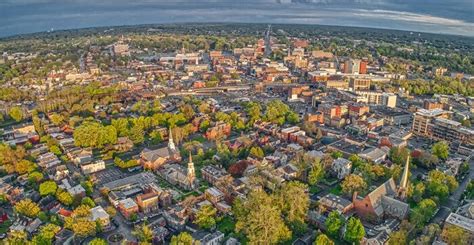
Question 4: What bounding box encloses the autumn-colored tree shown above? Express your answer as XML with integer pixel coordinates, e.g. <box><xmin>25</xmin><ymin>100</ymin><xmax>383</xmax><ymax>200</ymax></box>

<box><xmin>65</xmin><ymin>205</ymin><xmax>97</xmax><ymax>237</ymax></box>
<box><xmin>234</xmin><ymin>190</ymin><xmax>291</xmax><ymax>243</ymax></box>
<box><xmin>15</xmin><ymin>199</ymin><xmax>40</xmax><ymax>218</ymax></box>
<box><xmin>170</xmin><ymin>232</ymin><xmax>198</xmax><ymax>245</ymax></box>
<box><xmin>314</xmin><ymin>234</ymin><xmax>334</xmax><ymax>245</ymax></box>
<box><xmin>56</xmin><ymin>188</ymin><xmax>74</xmax><ymax>206</ymax></box>
<box><xmin>277</xmin><ymin>181</ymin><xmax>309</xmax><ymax>231</ymax></box>
<box><xmin>133</xmin><ymin>223</ymin><xmax>153</xmax><ymax>244</ymax></box>
<box><xmin>441</xmin><ymin>226</ymin><xmax>468</xmax><ymax>245</ymax></box>
<box><xmin>39</xmin><ymin>180</ymin><xmax>58</xmax><ymax>196</ymax></box>
<box><xmin>388</xmin><ymin>230</ymin><xmax>407</xmax><ymax>245</ymax></box>
<box><xmin>341</xmin><ymin>174</ymin><xmax>367</xmax><ymax>196</ymax></box>
<box><xmin>194</xmin><ymin>205</ymin><xmax>217</xmax><ymax>230</ymax></box>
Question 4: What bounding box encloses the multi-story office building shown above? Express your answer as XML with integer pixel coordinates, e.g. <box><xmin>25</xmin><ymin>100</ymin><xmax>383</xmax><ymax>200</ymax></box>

<box><xmin>355</xmin><ymin>91</ymin><xmax>397</xmax><ymax>108</ymax></box>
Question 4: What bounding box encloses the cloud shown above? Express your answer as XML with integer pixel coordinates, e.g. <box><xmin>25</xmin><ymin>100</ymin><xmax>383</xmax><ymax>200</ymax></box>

<box><xmin>0</xmin><ymin>0</ymin><xmax>472</xmax><ymax>37</ymax></box>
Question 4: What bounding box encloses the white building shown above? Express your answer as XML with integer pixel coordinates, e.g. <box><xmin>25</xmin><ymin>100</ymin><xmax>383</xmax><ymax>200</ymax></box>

<box><xmin>81</xmin><ymin>160</ymin><xmax>105</xmax><ymax>174</ymax></box>
<box><xmin>332</xmin><ymin>158</ymin><xmax>352</xmax><ymax>179</ymax></box>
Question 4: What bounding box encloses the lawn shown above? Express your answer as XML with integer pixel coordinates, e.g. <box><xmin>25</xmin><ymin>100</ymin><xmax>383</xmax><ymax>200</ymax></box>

<box><xmin>329</xmin><ymin>185</ymin><xmax>342</xmax><ymax>195</ymax></box>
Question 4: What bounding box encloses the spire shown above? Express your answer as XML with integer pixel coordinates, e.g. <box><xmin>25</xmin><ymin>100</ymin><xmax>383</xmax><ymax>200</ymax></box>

<box><xmin>168</xmin><ymin>127</ymin><xmax>176</xmax><ymax>151</ymax></box>
<box><xmin>398</xmin><ymin>155</ymin><xmax>410</xmax><ymax>200</ymax></box>
<box><xmin>187</xmin><ymin>151</ymin><xmax>195</xmax><ymax>185</ymax></box>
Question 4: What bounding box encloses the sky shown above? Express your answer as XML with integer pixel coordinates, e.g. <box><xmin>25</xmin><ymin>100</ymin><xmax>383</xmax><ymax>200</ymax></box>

<box><xmin>0</xmin><ymin>0</ymin><xmax>473</xmax><ymax>38</ymax></box>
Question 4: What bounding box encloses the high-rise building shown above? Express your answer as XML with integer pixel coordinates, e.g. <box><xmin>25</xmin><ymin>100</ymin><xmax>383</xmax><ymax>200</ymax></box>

<box><xmin>344</xmin><ymin>59</ymin><xmax>361</xmax><ymax>74</ymax></box>
<box><xmin>359</xmin><ymin>60</ymin><xmax>368</xmax><ymax>74</ymax></box>
<box><xmin>354</xmin><ymin>91</ymin><xmax>397</xmax><ymax>108</ymax></box>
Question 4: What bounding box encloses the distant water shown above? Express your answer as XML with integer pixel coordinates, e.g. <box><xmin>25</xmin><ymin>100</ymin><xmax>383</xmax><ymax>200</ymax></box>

<box><xmin>0</xmin><ymin>1</ymin><xmax>473</xmax><ymax>38</ymax></box>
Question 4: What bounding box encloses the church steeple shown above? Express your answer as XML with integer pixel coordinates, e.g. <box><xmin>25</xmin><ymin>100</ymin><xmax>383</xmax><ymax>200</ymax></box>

<box><xmin>168</xmin><ymin>127</ymin><xmax>176</xmax><ymax>151</ymax></box>
<box><xmin>187</xmin><ymin>151</ymin><xmax>195</xmax><ymax>185</ymax></box>
<box><xmin>398</xmin><ymin>155</ymin><xmax>410</xmax><ymax>200</ymax></box>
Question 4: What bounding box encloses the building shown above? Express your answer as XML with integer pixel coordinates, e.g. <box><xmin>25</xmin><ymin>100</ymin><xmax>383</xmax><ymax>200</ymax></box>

<box><xmin>441</xmin><ymin>212</ymin><xmax>474</xmax><ymax>244</ymax></box>
<box><xmin>412</xmin><ymin>109</ymin><xmax>451</xmax><ymax>136</ymax></box>
<box><xmin>80</xmin><ymin>160</ymin><xmax>105</xmax><ymax>174</ymax></box>
<box><xmin>423</xmin><ymin>99</ymin><xmax>443</xmax><ymax>110</ymax></box>
<box><xmin>201</xmin><ymin>165</ymin><xmax>229</xmax><ymax>185</ymax></box>
<box><xmin>158</xmin><ymin>153</ymin><xmax>197</xmax><ymax>190</ymax></box>
<box><xmin>355</xmin><ymin>91</ymin><xmax>397</xmax><ymax>108</ymax></box>
<box><xmin>412</xmin><ymin>109</ymin><xmax>473</xmax><ymax>145</ymax></box>
<box><xmin>118</xmin><ymin>198</ymin><xmax>139</xmax><ymax>219</ymax></box>
<box><xmin>136</xmin><ymin>192</ymin><xmax>160</xmax><ymax>213</ymax></box>
<box><xmin>139</xmin><ymin>129</ymin><xmax>181</xmax><ymax>170</ymax></box>
<box><xmin>332</xmin><ymin>158</ymin><xmax>352</xmax><ymax>179</ymax></box>
<box><xmin>90</xmin><ymin>206</ymin><xmax>111</xmax><ymax>229</ymax></box>
<box><xmin>349</xmin><ymin>77</ymin><xmax>370</xmax><ymax>90</ymax></box>
<box><xmin>352</xmin><ymin>178</ymin><xmax>409</xmax><ymax>222</ymax></box>
<box><xmin>345</xmin><ymin>59</ymin><xmax>361</xmax><ymax>74</ymax></box>
<box><xmin>358</xmin><ymin>147</ymin><xmax>389</xmax><ymax>164</ymax></box>
<box><xmin>205</xmin><ymin>122</ymin><xmax>231</xmax><ymax>140</ymax></box>
<box><xmin>319</xmin><ymin>193</ymin><xmax>353</xmax><ymax>214</ymax></box>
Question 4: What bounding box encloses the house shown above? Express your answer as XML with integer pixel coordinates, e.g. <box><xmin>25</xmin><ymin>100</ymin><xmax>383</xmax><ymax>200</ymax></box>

<box><xmin>201</xmin><ymin>165</ymin><xmax>229</xmax><ymax>185</ymax></box>
<box><xmin>192</xmin><ymin>231</ymin><xmax>225</xmax><ymax>245</ymax></box>
<box><xmin>90</xmin><ymin>206</ymin><xmax>111</xmax><ymax>229</ymax></box>
<box><xmin>80</xmin><ymin>160</ymin><xmax>105</xmax><ymax>174</ymax></box>
<box><xmin>358</xmin><ymin>147</ymin><xmax>389</xmax><ymax>164</ymax></box>
<box><xmin>205</xmin><ymin>187</ymin><xmax>225</xmax><ymax>204</ymax></box>
<box><xmin>332</xmin><ymin>158</ymin><xmax>352</xmax><ymax>179</ymax></box>
<box><xmin>205</xmin><ymin>122</ymin><xmax>231</xmax><ymax>140</ymax></box>
<box><xmin>319</xmin><ymin>193</ymin><xmax>353</xmax><ymax>214</ymax></box>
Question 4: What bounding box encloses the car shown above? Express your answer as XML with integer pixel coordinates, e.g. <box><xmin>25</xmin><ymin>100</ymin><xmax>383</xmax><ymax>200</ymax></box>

<box><xmin>0</xmin><ymin>233</ymin><xmax>6</xmax><ymax>239</ymax></box>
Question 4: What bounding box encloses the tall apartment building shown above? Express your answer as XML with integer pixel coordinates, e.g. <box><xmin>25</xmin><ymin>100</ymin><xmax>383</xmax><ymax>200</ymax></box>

<box><xmin>344</xmin><ymin>59</ymin><xmax>361</xmax><ymax>74</ymax></box>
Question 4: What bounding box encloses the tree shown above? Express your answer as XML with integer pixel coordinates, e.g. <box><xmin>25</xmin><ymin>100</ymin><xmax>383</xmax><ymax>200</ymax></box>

<box><xmin>249</xmin><ymin>146</ymin><xmax>264</xmax><ymax>159</ymax></box>
<box><xmin>426</xmin><ymin>170</ymin><xmax>458</xmax><ymax>201</ymax></box>
<box><xmin>410</xmin><ymin>198</ymin><xmax>437</xmax><ymax>227</ymax></box>
<box><xmin>389</xmin><ymin>147</ymin><xmax>409</xmax><ymax>165</ymax></box>
<box><xmin>314</xmin><ymin>234</ymin><xmax>334</xmax><ymax>245</ymax></box>
<box><xmin>344</xmin><ymin>217</ymin><xmax>365</xmax><ymax>244</ymax></box>
<box><xmin>56</xmin><ymin>188</ymin><xmax>73</xmax><ymax>206</ymax></box>
<box><xmin>15</xmin><ymin>199</ymin><xmax>40</xmax><ymax>218</ymax></box>
<box><xmin>81</xmin><ymin>197</ymin><xmax>95</xmax><ymax>207</ymax></box>
<box><xmin>411</xmin><ymin>182</ymin><xmax>425</xmax><ymax>203</ymax></box>
<box><xmin>65</xmin><ymin>205</ymin><xmax>97</xmax><ymax>237</ymax></box>
<box><xmin>388</xmin><ymin>230</ymin><xmax>407</xmax><ymax>245</ymax></box>
<box><xmin>431</xmin><ymin>141</ymin><xmax>449</xmax><ymax>160</ymax></box>
<box><xmin>15</xmin><ymin>159</ymin><xmax>36</xmax><ymax>174</ymax></box>
<box><xmin>330</xmin><ymin>151</ymin><xmax>343</xmax><ymax>159</ymax></box>
<box><xmin>49</xmin><ymin>145</ymin><xmax>62</xmax><ymax>156</ymax></box>
<box><xmin>6</xmin><ymin>230</ymin><xmax>27</xmax><ymax>244</ymax></box>
<box><xmin>194</xmin><ymin>205</ymin><xmax>217</xmax><ymax>230</ymax></box>
<box><xmin>133</xmin><ymin>223</ymin><xmax>153</xmax><ymax>244</ymax></box>
<box><xmin>39</xmin><ymin>181</ymin><xmax>58</xmax><ymax>196</ymax></box>
<box><xmin>277</xmin><ymin>181</ymin><xmax>309</xmax><ymax>231</ymax></box>
<box><xmin>341</xmin><ymin>174</ymin><xmax>367</xmax><ymax>196</ymax></box>
<box><xmin>234</xmin><ymin>190</ymin><xmax>291</xmax><ymax>244</ymax></box>
<box><xmin>28</xmin><ymin>171</ymin><xmax>44</xmax><ymax>183</ymax></box>
<box><xmin>74</xmin><ymin>121</ymin><xmax>117</xmax><ymax>148</ymax></box>
<box><xmin>441</xmin><ymin>225</ymin><xmax>468</xmax><ymax>245</ymax></box>
<box><xmin>170</xmin><ymin>232</ymin><xmax>198</xmax><ymax>245</ymax></box>
<box><xmin>129</xmin><ymin>124</ymin><xmax>145</xmax><ymax>144</ymax></box>
<box><xmin>325</xmin><ymin>211</ymin><xmax>343</xmax><ymax>238</ymax></box>
<box><xmin>308</xmin><ymin>159</ymin><xmax>324</xmax><ymax>186</ymax></box>
<box><xmin>89</xmin><ymin>238</ymin><xmax>108</xmax><ymax>245</ymax></box>
<box><xmin>50</xmin><ymin>113</ymin><xmax>64</xmax><ymax>126</ymax></box>
<box><xmin>36</xmin><ymin>223</ymin><xmax>61</xmax><ymax>243</ymax></box>
<box><xmin>9</xmin><ymin>106</ymin><xmax>23</xmax><ymax>122</ymax></box>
